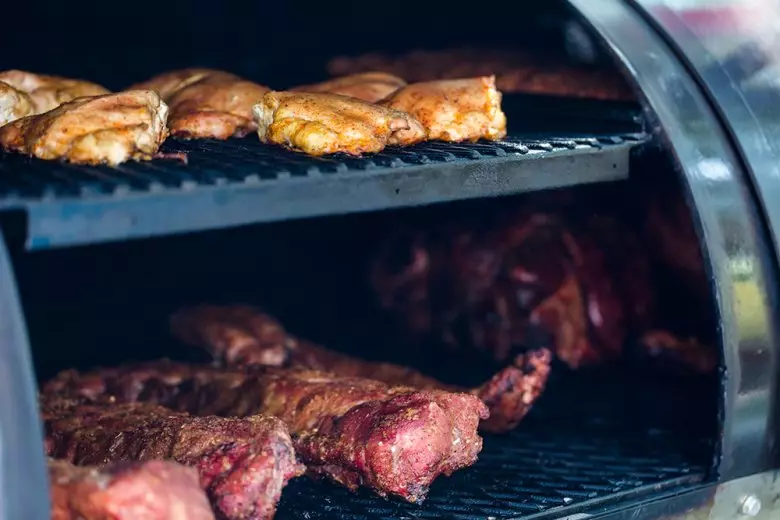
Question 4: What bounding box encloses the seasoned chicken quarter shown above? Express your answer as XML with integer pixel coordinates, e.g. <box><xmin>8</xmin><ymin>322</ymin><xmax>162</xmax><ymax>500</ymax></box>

<box><xmin>0</xmin><ymin>70</ymin><xmax>109</xmax><ymax>125</ymax></box>
<box><xmin>131</xmin><ymin>69</ymin><xmax>269</xmax><ymax>139</ymax></box>
<box><xmin>381</xmin><ymin>76</ymin><xmax>507</xmax><ymax>142</ymax></box>
<box><xmin>0</xmin><ymin>90</ymin><xmax>168</xmax><ymax>166</ymax></box>
<box><xmin>253</xmin><ymin>91</ymin><xmax>426</xmax><ymax>156</ymax></box>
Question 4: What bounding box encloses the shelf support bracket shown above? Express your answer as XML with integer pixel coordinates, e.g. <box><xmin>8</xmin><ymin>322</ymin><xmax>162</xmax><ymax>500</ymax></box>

<box><xmin>0</xmin><ymin>226</ymin><xmax>49</xmax><ymax>519</ymax></box>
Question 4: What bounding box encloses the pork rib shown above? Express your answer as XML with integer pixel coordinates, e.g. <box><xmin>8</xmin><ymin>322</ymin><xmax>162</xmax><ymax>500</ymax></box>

<box><xmin>42</xmin><ymin>396</ymin><xmax>303</xmax><ymax>520</ymax></box>
<box><xmin>44</xmin><ymin>361</ymin><xmax>488</xmax><ymax>503</ymax></box>
<box><xmin>49</xmin><ymin>458</ymin><xmax>215</xmax><ymax>520</ymax></box>
<box><xmin>169</xmin><ymin>305</ymin><xmax>551</xmax><ymax>433</ymax></box>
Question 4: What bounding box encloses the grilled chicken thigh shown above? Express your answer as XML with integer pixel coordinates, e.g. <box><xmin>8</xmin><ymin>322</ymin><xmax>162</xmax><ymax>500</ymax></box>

<box><xmin>380</xmin><ymin>76</ymin><xmax>507</xmax><ymax>142</ymax></box>
<box><xmin>291</xmin><ymin>72</ymin><xmax>406</xmax><ymax>103</ymax></box>
<box><xmin>0</xmin><ymin>70</ymin><xmax>109</xmax><ymax>126</ymax></box>
<box><xmin>0</xmin><ymin>82</ymin><xmax>34</xmax><ymax>126</ymax></box>
<box><xmin>0</xmin><ymin>90</ymin><xmax>168</xmax><ymax>165</ymax></box>
<box><xmin>254</xmin><ymin>91</ymin><xmax>426</xmax><ymax>156</ymax></box>
<box><xmin>131</xmin><ymin>69</ymin><xmax>269</xmax><ymax>139</ymax></box>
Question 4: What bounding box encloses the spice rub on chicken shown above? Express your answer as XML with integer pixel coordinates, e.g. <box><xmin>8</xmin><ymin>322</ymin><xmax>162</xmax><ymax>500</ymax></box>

<box><xmin>253</xmin><ymin>91</ymin><xmax>426</xmax><ymax>156</ymax></box>
<box><xmin>291</xmin><ymin>72</ymin><xmax>407</xmax><ymax>103</ymax></box>
<box><xmin>130</xmin><ymin>68</ymin><xmax>269</xmax><ymax>139</ymax></box>
<box><xmin>0</xmin><ymin>90</ymin><xmax>168</xmax><ymax>165</ymax></box>
<box><xmin>380</xmin><ymin>76</ymin><xmax>507</xmax><ymax>142</ymax></box>
<box><xmin>0</xmin><ymin>70</ymin><xmax>109</xmax><ymax>126</ymax></box>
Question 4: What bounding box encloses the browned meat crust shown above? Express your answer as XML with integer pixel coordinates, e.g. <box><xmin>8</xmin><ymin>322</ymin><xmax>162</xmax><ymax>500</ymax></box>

<box><xmin>42</xmin><ymin>396</ymin><xmax>303</xmax><ymax>520</ymax></box>
<box><xmin>130</xmin><ymin>69</ymin><xmax>270</xmax><ymax>139</ymax></box>
<box><xmin>49</xmin><ymin>458</ymin><xmax>215</xmax><ymax>520</ymax></box>
<box><xmin>169</xmin><ymin>305</ymin><xmax>550</xmax><ymax>433</ymax></box>
<box><xmin>379</xmin><ymin>76</ymin><xmax>506</xmax><ymax>142</ymax></box>
<box><xmin>0</xmin><ymin>91</ymin><xmax>168</xmax><ymax>166</ymax></box>
<box><xmin>44</xmin><ymin>361</ymin><xmax>488</xmax><ymax>503</ymax></box>
<box><xmin>369</xmin><ymin>212</ymin><xmax>653</xmax><ymax>369</ymax></box>
<box><xmin>290</xmin><ymin>72</ymin><xmax>406</xmax><ymax>103</ymax></box>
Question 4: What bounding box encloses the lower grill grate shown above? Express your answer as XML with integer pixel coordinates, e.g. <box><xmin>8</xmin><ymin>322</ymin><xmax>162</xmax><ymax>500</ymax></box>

<box><xmin>275</xmin><ymin>369</ymin><xmax>713</xmax><ymax>520</ymax></box>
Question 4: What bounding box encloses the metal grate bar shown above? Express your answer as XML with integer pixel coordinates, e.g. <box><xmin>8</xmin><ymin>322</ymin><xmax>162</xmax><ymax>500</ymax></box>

<box><xmin>274</xmin><ymin>370</ymin><xmax>711</xmax><ymax>520</ymax></box>
<box><xmin>0</xmin><ymin>133</ymin><xmax>646</xmax><ymax>249</ymax></box>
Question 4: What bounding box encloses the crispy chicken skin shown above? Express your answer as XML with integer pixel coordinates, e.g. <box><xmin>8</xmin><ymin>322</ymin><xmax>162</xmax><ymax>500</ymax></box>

<box><xmin>0</xmin><ymin>90</ymin><xmax>168</xmax><ymax>165</ymax></box>
<box><xmin>0</xmin><ymin>82</ymin><xmax>34</xmax><ymax>126</ymax></box>
<box><xmin>43</xmin><ymin>396</ymin><xmax>303</xmax><ymax>520</ymax></box>
<box><xmin>291</xmin><ymin>72</ymin><xmax>407</xmax><ymax>103</ymax></box>
<box><xmin>380</xmin><ymin>76</ymin><xmax>507</xmax><ymax>142</ymax></box>
<box><xmin>0</xmin><ymin>70</ymin><xmax>110</xmax><ymax>125</ymax></box>
<box><xmin>130</xmin><ymin>69</ymin><xmax>269</xmax><ymax>139</ymax></box>
<box><xmin>49</xmin><ymin>459</ymin><xmax>215</xmax><ymax>520</ymax></box>
<box><xmin>127</xmin><ymin>68</ymin><xmax>217</xmax><ymax>100</ymax></box>
<box><xmin>45</xmin><ymin>361</ymin><xmax>488</xmax><ymax>503</ymax></box>
<box><xmin>170</xmin><ymin>305</ymin><xmax>551</xmax><ymax>433</ymax></box>
<box><xmin>253</xmin><ymin>91</ymin><xmax>426</xmax><ymax>156</ymax></box>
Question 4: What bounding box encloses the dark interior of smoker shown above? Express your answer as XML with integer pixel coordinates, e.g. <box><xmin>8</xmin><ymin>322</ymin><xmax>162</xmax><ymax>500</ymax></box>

<box><xmin>3</xmin><ymin>0</ymin><xmax>722</xmax><ymax>518</ymax></box>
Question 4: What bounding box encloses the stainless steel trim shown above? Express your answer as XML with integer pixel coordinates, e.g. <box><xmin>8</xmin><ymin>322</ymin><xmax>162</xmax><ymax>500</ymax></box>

<box><xmin>570</xmin><ymin>0</ymin><xmax>780</xmax><ymax>482</ymax></box>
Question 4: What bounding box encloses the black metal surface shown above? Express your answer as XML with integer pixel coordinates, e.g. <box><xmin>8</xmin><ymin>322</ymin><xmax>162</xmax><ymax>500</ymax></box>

<box><xmin>275</xmin><ymin>369</ymin><xmax>712</xmax><ymax>520</ymax></box>
<box><xmin>573</xmin><ymin>0</ymin><xmax>780</xmax><ymax>485</ymax></box>
<box><xmin>0</xmin><ymin>132</ymin><xmax>644</xmax><ymax>250</ymax></box>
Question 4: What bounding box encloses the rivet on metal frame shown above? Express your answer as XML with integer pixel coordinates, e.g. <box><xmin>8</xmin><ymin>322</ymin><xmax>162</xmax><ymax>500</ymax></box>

<box><xmin>740</xmin><ymin>495</ymin><xmax>762</xmax><ymax>517</ymax></box>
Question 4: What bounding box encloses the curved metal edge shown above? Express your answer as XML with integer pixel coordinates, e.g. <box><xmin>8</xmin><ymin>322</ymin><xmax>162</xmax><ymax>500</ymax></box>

<box><xmin>589</xmin><ymin>469</ymin><xmax>780</xmax><ymax>520</ymax></box>
<box><xmin>568</xmin><ymin>0</ymin><xmax>780</xmax><ymax>483</ymax></box>
<box><xmin>625</xmin><ymin>0</ymin><xmax>780</xmax><ymax>478</ymax></box>
<box><xmin>0</xmin><ymin>226</ymin><xmax>50</xmax><ymax>520</ymax></box>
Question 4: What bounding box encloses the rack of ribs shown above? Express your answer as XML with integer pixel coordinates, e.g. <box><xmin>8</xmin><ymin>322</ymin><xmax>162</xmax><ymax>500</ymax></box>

<box><xmin>169</xmin><ymin>305</ymin><xmax>551</xmax><ymax>433</ymax></box>
<box><xmin>44</xmin><ymin>361</ymin><xmax>488</xmax><ymax>503</ymax></box>
<box><xmin>42</xmin><ymin>396</ymin><xmax>303</xmax><ymax>520</ymax></box>
<box><xmin>49</xmin><ymin>458</ymin><xmax>215</xmax><ymax>520</ymax></box>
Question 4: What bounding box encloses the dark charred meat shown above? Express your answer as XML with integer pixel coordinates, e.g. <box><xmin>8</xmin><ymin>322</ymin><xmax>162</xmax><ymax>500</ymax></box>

<box><xmin>326</xmin><ymin>48</ymin><xmax>634</xmax><ymax>101</ymax></box>
<box><xmin>637</xmin><ymin>330</ymin><xmax>718</xmax><ymax>375</ymax></box>
<box><xmin>370</xmin><ymin>212</ymin><xmax>647</xmax><ymax>369</ymax></box>
<box><xmin>170</xmin><ymin>305</ymin><xmax>551</xmax><ymax>433</ymax></box>
<box><xmin>44</xmin><ymin>361</ymin><xmax>488</xmax><ymax>503</ymax></box>
<box><xmin>49</xmin><ymin>458</ymin><xmax>215</xmax><ymax>520</ymax></box>
<box><xmin>42</xmin><ymin>396</ymin><xmax>303</xmax><ymax>520</ymax></box>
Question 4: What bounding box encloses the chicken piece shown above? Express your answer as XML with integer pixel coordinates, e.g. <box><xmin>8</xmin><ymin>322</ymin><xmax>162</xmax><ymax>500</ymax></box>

<box><xmin>43</xmin><ymin>396</ymin><xmax>303</xmax><ymax>520</ymax></box>
<box><xmin>327</xmin><ymin>49</ymin><xmax>635</xmax><ymax>101</ymax></box>
<box><xmin>380</xmin><ymin>76</ymin><xmax>506</xmax><ymax>142</ymax></box>
<box><xmin>170</xmin><ymin>305</ymin><xmax>551</xmax><ymax>433</ymax></box>
<box><xmin>0</xmin><ymin>70</ymin><xmax>110</xmax><ymax>124</ymax></box>
<box><xmin>0</xmin><ymin>90</ymin><xmax>168</xmax><ymax>165</ymax></box>
<box><xmin>290</xmin><ymin>72</ymin><xmax>407</xmax><ymax>103</ymax></box>
<box><xmin>131</xmin><ymin>69</ymin><xmax>269</xmax><ymax>139</ymax></box>
<box><xmin>253</xmin><ymin>91</ymin><xmax>426</xmax><ymax>156</ymax></box>
<box><xmin>44</xmin><ymin>361</ymin><xmax>488</xmax><ymax>503</ymax></box>
<box><xmin>0</xmin><ymin>82</ymin><xmax>34</xmax><ymax>126</ymax></box>
<box><xmin>127</xmin><ymin>68</ymin><xmax>217</xmax><ymax>100</ymax></box>
<box><xmin>49</xmin><ymin>459</ymin><xmax>215</xmax><ymax>520</ymax></box>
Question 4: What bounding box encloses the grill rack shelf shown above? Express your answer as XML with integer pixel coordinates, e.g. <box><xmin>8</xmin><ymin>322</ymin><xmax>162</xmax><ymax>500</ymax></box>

<box><xmin>0</xmin><ymin>133</ymin><xmax>646</xmax><ymax>250</ymax></box>
<box><xmin>274</xmin><ymin>369</ymin><xmax>713</xmax><ymax>520</ymax></box>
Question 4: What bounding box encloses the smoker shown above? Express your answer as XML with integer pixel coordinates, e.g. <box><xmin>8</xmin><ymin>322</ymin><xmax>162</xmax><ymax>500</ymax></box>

<box><xmin>1</xmin><ymin>0</ymin><xmax>779</xmax><ymax>518</ymax></box>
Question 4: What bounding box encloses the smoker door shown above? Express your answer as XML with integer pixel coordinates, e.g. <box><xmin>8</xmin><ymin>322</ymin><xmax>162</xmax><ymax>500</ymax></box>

<box><xmin>569</xmin><ymin>0</ymin><xmax>780</xmax><ymax>517</ymax></box>
<box><xmin>629</xmin><ymin>0</ymin><xmax>780</xmax><ymax>482</ymax></box>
